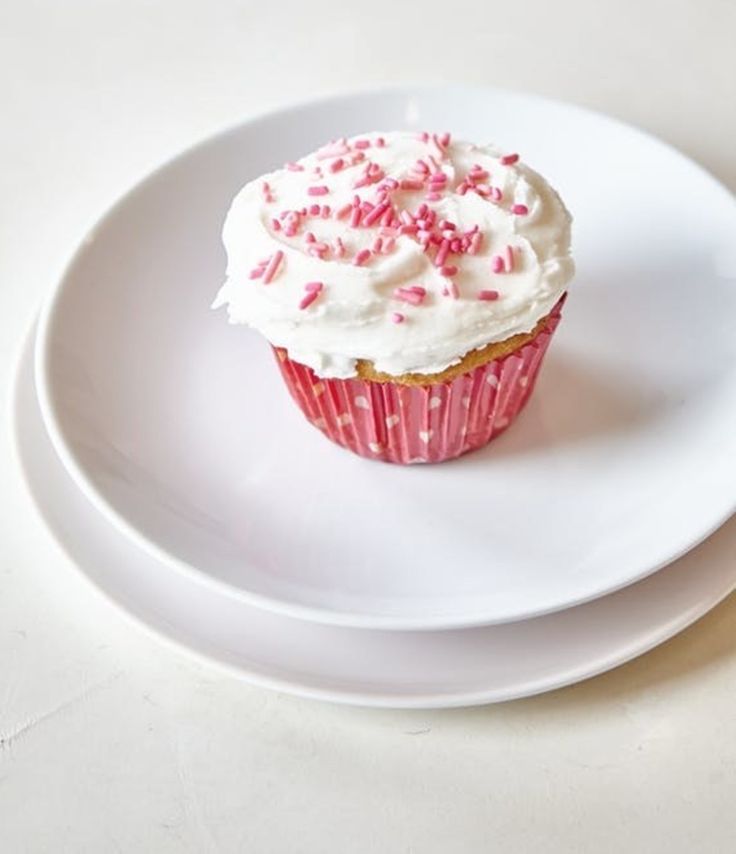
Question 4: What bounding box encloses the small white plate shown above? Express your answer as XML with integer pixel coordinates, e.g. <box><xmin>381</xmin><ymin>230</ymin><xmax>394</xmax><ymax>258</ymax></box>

<box><xmin>15</xmin><ymin>328</ymin><xmax>736</xmax><ymax>708</ymax></box>
<box><xmin>36</xmin><ymin>86</ymin><xmax>736</xmax><ymax>630</ymax></box>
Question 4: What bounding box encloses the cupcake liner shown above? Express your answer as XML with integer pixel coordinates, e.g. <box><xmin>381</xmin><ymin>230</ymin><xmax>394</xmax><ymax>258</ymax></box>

<box><xmin>274</xmin><ymin>299</ymin><xmax>564</xmax><ymax>464</ymax></box>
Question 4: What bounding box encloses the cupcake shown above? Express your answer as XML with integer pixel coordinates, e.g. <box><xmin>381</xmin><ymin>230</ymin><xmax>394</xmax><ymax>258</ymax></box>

<box><xmin>213</xmin><ymin>131</ymin><xmax>574</xmax><ymax>464</ymax></box>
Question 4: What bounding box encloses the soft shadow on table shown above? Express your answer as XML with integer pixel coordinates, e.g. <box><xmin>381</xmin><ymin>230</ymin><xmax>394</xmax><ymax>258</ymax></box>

<box><xmin>325</xmin><ymin>591</ymin><xmax>736</xmax><ymax>729</ymax></box>
<box><xmin>455</xmin><ymin>589</ymin><xmax>736</xmax><ymax>722</ymax></box>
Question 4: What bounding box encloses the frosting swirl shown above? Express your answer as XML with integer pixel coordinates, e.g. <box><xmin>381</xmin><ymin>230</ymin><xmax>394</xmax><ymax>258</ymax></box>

<box><xmin>214</xmin><ymin>131</ymin><xmax>574</xmax><ymax>378</ymax></box>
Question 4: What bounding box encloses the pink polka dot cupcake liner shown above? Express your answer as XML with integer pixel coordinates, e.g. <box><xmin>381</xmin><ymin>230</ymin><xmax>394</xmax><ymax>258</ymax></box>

<box><xmin>274</xmin><ymin>298</ymin><xmax>564</xmax><ymax>465</ymax></box>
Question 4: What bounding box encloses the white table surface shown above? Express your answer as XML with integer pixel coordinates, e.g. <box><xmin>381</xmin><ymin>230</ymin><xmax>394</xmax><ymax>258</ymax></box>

<box><xmin>2</xmin><ymin>1</ymin><xmax>735</xmax><ymax>851</ymax></box>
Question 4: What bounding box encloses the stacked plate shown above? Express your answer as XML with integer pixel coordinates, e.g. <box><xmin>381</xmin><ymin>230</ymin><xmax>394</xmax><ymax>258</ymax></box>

<box><xmin>14</xmin><ymin>87</ymin><xmax>736</xmax><ymax>708</ymax></box>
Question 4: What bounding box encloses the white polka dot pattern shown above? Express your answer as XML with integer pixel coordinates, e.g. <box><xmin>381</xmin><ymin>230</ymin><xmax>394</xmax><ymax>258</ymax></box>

<box><xmin>274</xmin><ymin>299</ymin><xmax>564</xmax><ymax>464</ymax></box>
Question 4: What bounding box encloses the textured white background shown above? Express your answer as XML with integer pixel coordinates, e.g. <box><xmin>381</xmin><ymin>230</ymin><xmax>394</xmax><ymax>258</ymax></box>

<box><xmin>2</xmin><ymin>1</ymin><xmax>736</xmax><ymax>851</ymax></box>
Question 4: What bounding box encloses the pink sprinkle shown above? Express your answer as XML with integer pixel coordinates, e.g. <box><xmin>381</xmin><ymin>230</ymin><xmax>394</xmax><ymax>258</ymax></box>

<box><xmin>438</xmin><ymin>132</ymin><xmax>451</xmax><ymax>147</ymax></box>
<box><xmin>329</xmin><ymin>158</ymin><xmax>345</xmax><ymax>173</ymax></box>
<box><xmin>334</xmin><ymin>237</ymin><xmax>345</xmax><ymax>258</ymax></box>
<box><xmin>418</xmin><ymin>131</ymin><xmax>430</xmax><ymax>142</ymax></box>
<box><xmin>399</xmin><ymin>224</ymin><xmax>418</xmax><ymax>235</ymax></box>
<box><xmin>391</xmin><ymin>311</ymin><xmax>405</xmax><ymax>323</ymax></box>
<box><xmin>400</xmin><ymin>179</ymin><xmax>424</xmax><ymax>191</ymax></box>
<box><xmin>448</xmin><ymin>281</ymin><xmax>460</xmax><ymax>299</ymax></box>
<box><xmin>317</xmin><ymin>141</ymin><xmax>349</xmax><ymax>160</ymax></box>
<box><xmin>440</xmin><ymin>265</ymin><xmax>458</xmax><ymax>277</ymax></box>
<box><xmin>491</xmin><ymin>255</ymin><xmax>506</xmax><ymax>273</ymax></box>
<box><xmin>376</xmin><ymin>136</ymin><xmax>386</xmax><ymax>147</ymax></box>
<box><xmin>475</xmin><ymin>184</ymin><xmax>491</xmax><ymax>197</ymax></box>
<box><xmin>417</xmin><ymin>203</ymin><xmax>428</xmax><ymax>217</ymax></box>
<box><xmin>438</xmin><ymin>220</ymin><xmax>455</xmax><ymax>230</ymax></box>
<box><xmin>372</xmin><ymin>237</ymin><xmax>383</xmax><ymax>253</ymax></box>
<box><xmin>511</xmin><ymin>203</ymin><xmax>529</xmax><ymax>215</ymax></box>
<box><xmin>350</xmin><ymin>205</ymin><xmax>363</xmax><ymax>228</ymax></box>
<box><xmin>305</xmin><ymin>280</ymin><xmax>323</xmax><ymax>292</ymax></box>
<box><xmin>415</xmin><ymin>159</ymin><xmax>430</xmax><ymax>174</ymax></box>
<box><xmin>380</xmin><ymin>227</ymin><xmax>399</xmax><ymax>237</ymax></box>
<box><xmin>336</xmin><ymin>202</ymin><xmax>353</xmax><ymax>219</ymax></box>
<box><xmin>450</xmin><ymin>238</ymin><xmax>462</xmax><ymax>253</ymax></box>
<box><xmin>363</xmin><ymin>201</ymin><xmax>389</xmax><ymax>227</ymax></box>
<box><xmin>271</xmin><ymin>218</ymin><xmax>281</xmax><ymax>232</ymax></box>
<box><xmin>299</xmin><ymin>285</ymin><xmax>324</xmax><ymax>310</ymax></box>
<box><xmin>490</xmin><ymin>187</ymin><xmax>503</xmax><ymax>202</ymax></box>
<box><xmin>400</xmin><ymin>210</ymin><xmax>414</xmax><ymax>226</ymax></box>
<box><xmin>427</xmin><ymin>155</ymin><xmax>441</xmax><ymax>172</ymax></box>
<box><xmin>500</xmin><ymin>153</ymin><xmax>520</xmax><ymax>165</ymax></box>
<box><xmin>360</xmin><ymin>163</ymin><xmax>385</xmax><ymax>185</ymax></box>
<box><xmin>308</xmin><ymin>246</ymin><xmax>327</xmax><ymax>258</ymax></box>
<box><xmin>301</xmin><ymin>284</ymin><xmax>323</xmax><ymax>303</ymax></box>
<box><xmin>308</xmin><ymin>185</ymin><xmax>329</xmax><ymax>196</ymax></box>
<box><xmin>429</xmin><ymin>172</ymin><xmax>447</xmax><ymax>185</ymax></box>
<box><xmin>430</xmin><ymin>137</ymin><xmax>445</xmax><ymax>159</ymax></box>
<box><xmin>285</xmin><ymin>162</ymin><xmax>304</xmax><ymax>171</ymax></box>
<box><xmin>380</xmin><ymin>206</ymin><xmax>394</xmax><ymax>226</ymax></box>
<box><xmin>457</xmin><ymin>182</ymin><xmax>469</xmax><ymax>195</ymax></box>
<box><xmin>505</xmin><ymin>244</ymin><xmax>515</xmax><ymax>272</ymax></box>
<box><xmin>305</xmin><ymin>232</ymin><xmax>316</xmax><ymax>243</ymax></box>
<box><xmin>261</xmin><ymin>181</ymin><xmax>270</xmax><ymax>193</ymax></box>
<box><xmin>468</xmin><ymin>232</ymin><xmax>483</xmax><ymax>255</ymax></box>
<box><xmin>353</xmin><ymin>249</ymin><xmax>372</xmax><ymax>266</ymax></box>
<box><xmin>434</xmin><ymin>239</ymin><xmax>451</xmax><ymax>267</ymax></box>
<box><xmin>262</xmin><ymin>250</ymin><xmax>284</xmax><ymax>284</ymax></box>
<box><xmin>383</xmin><ymin>237</ymin><xmax>396</xmax><ymax>253</ymax></box>
<box><xmin>249</xmin><ymin>267</ymin><xmax>265</xmax><ymax>279</ymax></box>
<box><xmin>309</xmin><ymin>203</ymin><xmax>321</xmax><ymax>215</ymax></box>
<box><xmin>393</xmin><ymin>286</ymin><xmax>426</xmax><ymax>306</ymax></box>
<box><xmin>351</xmin><ymin>151</ymin><xmax>366</xmax><ymax>164</ymax></box>
<box><xmin>478</xmin><ymin>289</ymin><xmax>500</xmax><ymax>301</ymax></box>
<box><xmin>321</xmin><ymin>205</ymin><xmax>331</xmax><ymax>218</ymax></box>
<box><xmin>354</xmin><ymin>139</ymin><xmax>371</xmax><ymax>150</ymax></box>
<box><xmin>426</xmin><ymin>192</ymin><xmax>441</xmax><ymax>201</ymax></box>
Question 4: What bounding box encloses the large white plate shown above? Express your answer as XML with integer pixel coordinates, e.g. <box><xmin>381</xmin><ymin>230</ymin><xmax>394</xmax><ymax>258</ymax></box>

<box><xmin>15</xmin><ymin>328</ymin><xmax>736</xmax><ymax>708</ymax></box>
<box><xmin>35</xmin><ymin>86</ymin><xmax>736</xmax><ymax>630</ymax></box>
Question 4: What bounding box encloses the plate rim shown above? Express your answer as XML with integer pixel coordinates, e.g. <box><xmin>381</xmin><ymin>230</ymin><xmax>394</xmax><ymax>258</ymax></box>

<box><xmin>14</xmin><ymin>321</ymin><xmax>736</xmax><ymax>708</ymax></box>
<box><xmin>33</xmin><ymin>83</ymin><xmax>736</xmax><ymax>631</ymax></box>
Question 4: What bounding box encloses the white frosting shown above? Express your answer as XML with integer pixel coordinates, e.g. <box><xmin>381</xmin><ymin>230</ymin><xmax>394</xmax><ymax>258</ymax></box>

<box><xmin>214</xmin><ymin>131</ymin><xmax>574</xmax><ymax>378</ymax></box>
